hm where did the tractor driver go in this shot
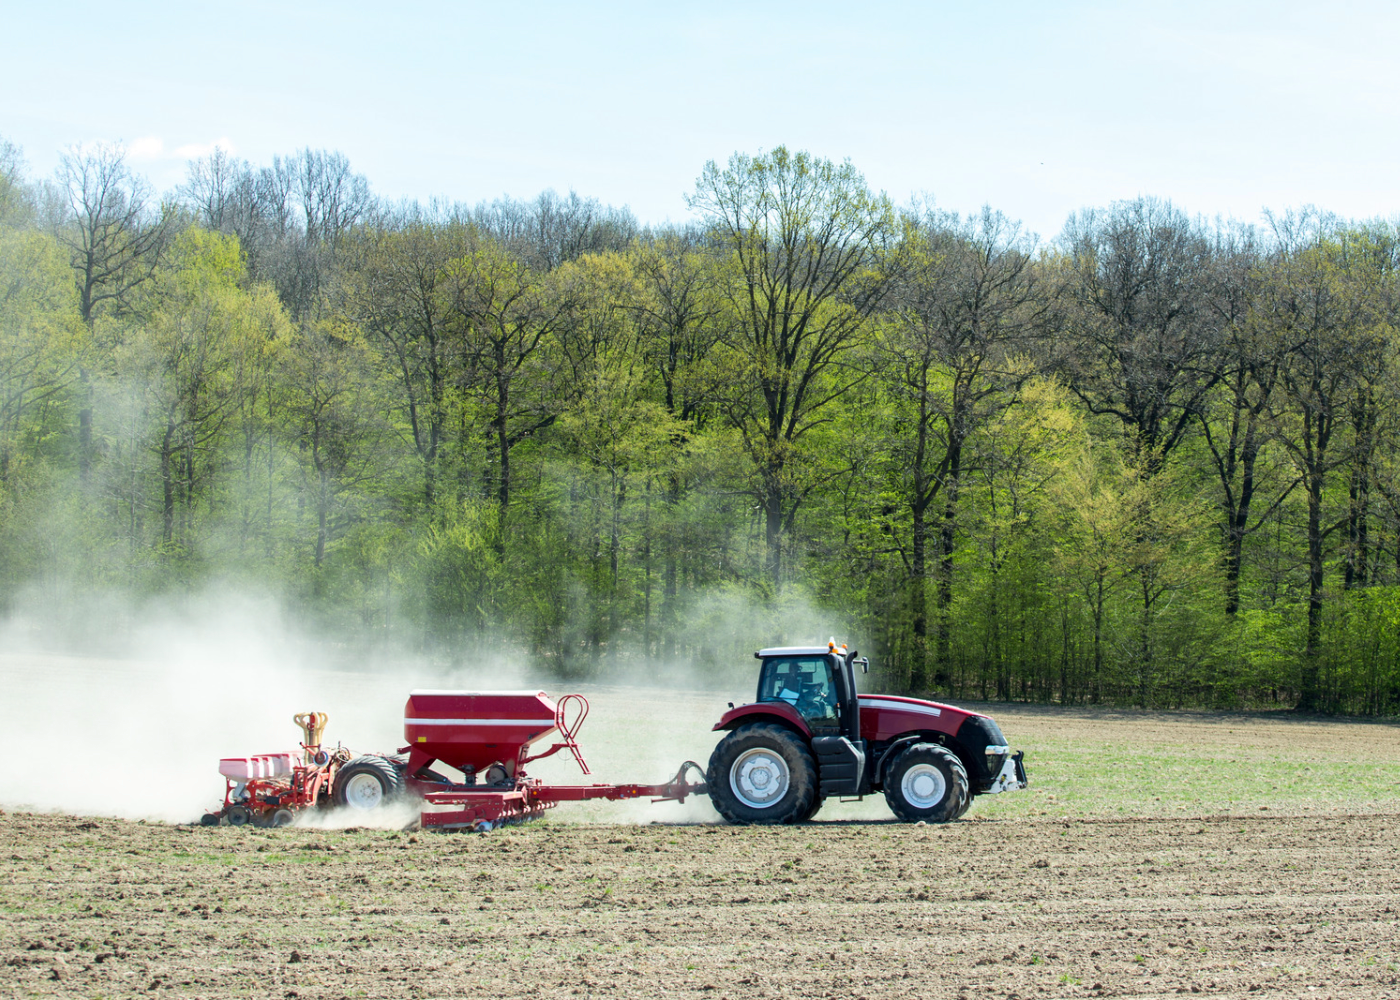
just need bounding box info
[767,658,838,725]
[795,664,837,725]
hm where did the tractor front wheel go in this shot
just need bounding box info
[333,756,403,812]
[884,743,969,823]
[707,724,817,825]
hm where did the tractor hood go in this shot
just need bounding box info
[857,694,972,743]
[714,693,987,744]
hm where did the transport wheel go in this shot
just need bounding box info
[225,806,252,827]
[706,724,817,825]
[884,743,969,823]
[199,812,220,827]
[270,808,296,827]
[333,756,404,811]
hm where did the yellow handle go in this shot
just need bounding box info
[293,712,329,762]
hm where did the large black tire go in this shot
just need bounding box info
[333,756,404,812]
[883,743,969,823]
[953,791,974,820]
[707,724,818,825]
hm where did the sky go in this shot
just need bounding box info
[3,0,1398,242]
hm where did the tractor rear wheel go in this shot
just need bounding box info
[333,756,403,811]
[707,724,817,825]
[884,743,969,823]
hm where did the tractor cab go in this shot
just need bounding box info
[754,640,866,739]
[756,653,839,731]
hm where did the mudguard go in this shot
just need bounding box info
[713,701,812,737]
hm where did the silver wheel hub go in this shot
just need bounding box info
[901,763,947,809]
[730,747,791,809]
[342,772,385,809]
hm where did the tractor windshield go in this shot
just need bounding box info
[757,656,839,728]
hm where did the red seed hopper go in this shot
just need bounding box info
[401,690,706,831]
[403,689,589,782]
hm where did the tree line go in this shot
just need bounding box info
[3,136,1399,714]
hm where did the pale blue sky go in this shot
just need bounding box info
[3,1,1398,240]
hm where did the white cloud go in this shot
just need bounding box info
[175,137,235,159]
[127,135,165,161]
[124,135,236,163]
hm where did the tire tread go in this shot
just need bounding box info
[707,724,818,825]
[883,743,969,823]
[332,755,403,809]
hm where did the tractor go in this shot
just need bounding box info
[707,641,1027,824]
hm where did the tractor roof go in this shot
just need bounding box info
[755,646,833,658]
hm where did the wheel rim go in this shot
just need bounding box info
[226,807,249,827]
[271,809,294,827]
[342,772,385,809]
[901,763,947,809]
[730,747,791,809]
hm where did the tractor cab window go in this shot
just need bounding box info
[757,656,839,728]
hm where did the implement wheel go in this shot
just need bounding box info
[883,743,968,823]
[707,724,817,825]
[333,756,403,812]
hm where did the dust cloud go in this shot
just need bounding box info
[0,585,886,825]
[0,589,530,823]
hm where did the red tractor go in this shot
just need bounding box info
[707,641,1027,824]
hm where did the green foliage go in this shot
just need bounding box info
[3,139,1400,713]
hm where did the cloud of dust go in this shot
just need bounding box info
[0,581,885,827]
[290,801,423,832]
[0,587,534,823]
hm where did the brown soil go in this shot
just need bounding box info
[4,803,1399,1000]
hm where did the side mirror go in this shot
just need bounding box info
[856,657,869,674]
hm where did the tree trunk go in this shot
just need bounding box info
[908,393,931,692]
[494,358,511,546]
[160,411,176,545]
[1092,572,1105,705]
[763,474,783,595]
[1345,395,1374,590]
[315,465,329,569]
[909,505,928,692]
[1300,466,1325,712]
[1223,416,1260,616]
[77,368,93,485]
[643,478,653,658]
[934,439,963,686]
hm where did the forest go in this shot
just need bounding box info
[2,136,1399,714]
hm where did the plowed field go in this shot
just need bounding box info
[4,706,1400,999]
